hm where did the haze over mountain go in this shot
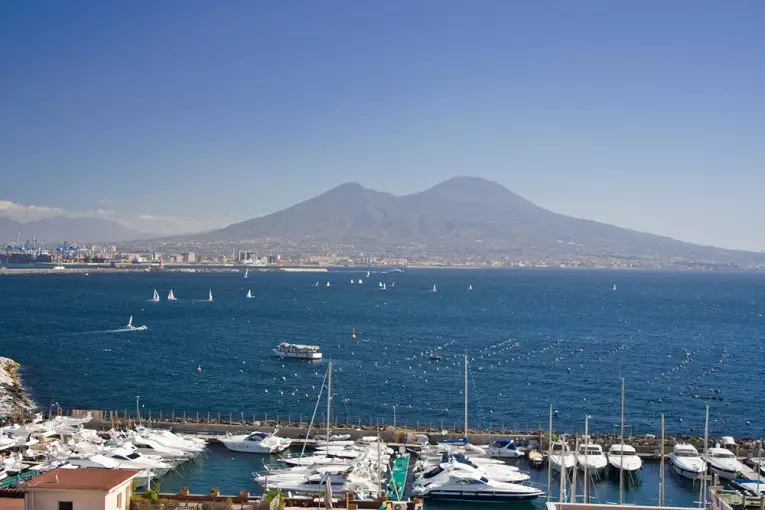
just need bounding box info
[0,217,143,245]
[195,177,763,264]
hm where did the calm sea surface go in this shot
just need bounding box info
[1,268,764,505]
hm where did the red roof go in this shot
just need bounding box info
[25,469,138,491]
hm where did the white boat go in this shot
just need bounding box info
[273,342,322,360]
[246,289,253,299]
[378,281,383,288]
[613,284,617,291]
[432,284,437,292]
[208,289,213,301]
[167,289,177,301]
[436,455,529,483]
[705,445,743,480]
[549,439,576,472]
[315,281,319,287]
[220,431,292,454]
[668,443,706,480]
[366,271,371,278]
[326,281,331,287]
[391,282,395,287]
[576,442,608,473]
[151,289,160,302]
[350,279,355,284]
[412,466,542,502]
[468,284,472,291]
[53,264,66,270]
[125,315,147,331]
[382,283,387,290]
[607,443,643,473]
[358,278,363,284]
[488,439,526,458]
[732,479,765,495]
[244,269,249,279]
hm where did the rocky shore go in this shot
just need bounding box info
[0,357,35,422]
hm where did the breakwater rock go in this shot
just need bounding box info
[0,357,34,421]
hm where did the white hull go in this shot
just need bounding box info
[272,349,322,359]
[550,453,577,472]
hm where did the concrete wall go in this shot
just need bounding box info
[26,490,106,510]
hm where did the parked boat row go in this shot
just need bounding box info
[0,414,207,487]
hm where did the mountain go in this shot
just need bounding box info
[0,217,144,244]
[195,177,763,264]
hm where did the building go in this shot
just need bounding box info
[181,252,196,263]
[25,468,138,510]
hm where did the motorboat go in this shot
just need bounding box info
[273,342,322,360]
[413,466,542,502]
[528,450,544,467]
[488,439,526,458]
[219,431,291,454]
[669,443,707,480]
[731,479,765,496]
[607,443,643,473]
[443,454,529,483]
[705,445,744,480]
[125,315,147,331]
[576,442,608,474]
[282,455,353,467]
[549,439,576,472]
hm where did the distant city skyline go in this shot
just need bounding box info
[1,1,763,250]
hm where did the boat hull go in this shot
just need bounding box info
[421,490,541,502]
[272,349,322,360]
[669,459,705,480]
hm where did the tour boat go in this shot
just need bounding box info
[150,289,160,302]
[607,443,643,474]
[273,342,322,360]
[668,443,706,480]
[705,445,743,480]
[167,289,177,301]
[219,431,292,454]
[412,466,542,502]
[549,439,576,472]
[488,439,526,459]
[125,315,147,331]
[576,441,608,473]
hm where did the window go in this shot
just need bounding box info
[117,492,123,508]
[58,503,73,510]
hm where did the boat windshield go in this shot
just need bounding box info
[423,466,444,479]
[712,452,735,459]
[675,451,698,457]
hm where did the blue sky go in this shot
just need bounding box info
[1,1,763,248]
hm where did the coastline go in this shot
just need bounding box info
[0,357,35,422]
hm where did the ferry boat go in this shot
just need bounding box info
[273,342,322,359]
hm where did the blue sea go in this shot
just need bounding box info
[1,268,764,504]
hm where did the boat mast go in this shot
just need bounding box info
[547,404,553,502]
[326,362,332,448]
[584,415,590,504]
[570,435,579,503]
[559,434,566,503]
[660,413,665,506]
[619,377,625,505]
[464,353,468,442]
[702,404,709,509]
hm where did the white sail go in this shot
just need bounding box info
[244,269,249,279]
[246,289,253,298]
[168,289,176,301]
[469,284,472,291]
[151,289,160,302]
[391,282,395,287]
[378,281,383,288]
[382,283,387,290]
[127,315,133,327]
[350,279,354,284]
[315,281,319,287]
[366,271,371,278]
[326,281,331,287]
[432,284,437,292]
[613,284,617,291]
[208,289,213,301]
[358,278,363,284]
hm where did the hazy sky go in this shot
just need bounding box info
[1,1,763,249]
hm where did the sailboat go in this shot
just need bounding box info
[366,271,371,278]
[151,289,160,302]
[315,281,319,287]
[391,282,395,287]
[382,283,387,290]
[208,289,213,302]
[326,282,331,287]
[378,281,383,288]
[612,284,617,291]
[350,279,355,284]
[126,315,147,331]
[358,278,363,284]
[432,284,437,293]
[244,269,249,279]
[167,289,177,301]
[246,289,253,299]
[468,284,472,291]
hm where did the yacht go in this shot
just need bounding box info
[440,454,529,483]
[150,289,160,302]
[549,439,576,472]
[273,342,322,360]
[705,445,744,480]
[219,431,291,454]
[413,466,542,502]
[668,443,707,480]
[125,315,147,331]
[167,289,177,301]
[607,444,643,474]
[576,442,608,474]
[488,439,526,458]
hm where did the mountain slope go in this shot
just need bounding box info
[0,217,144,244]
[195,177,762,263]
